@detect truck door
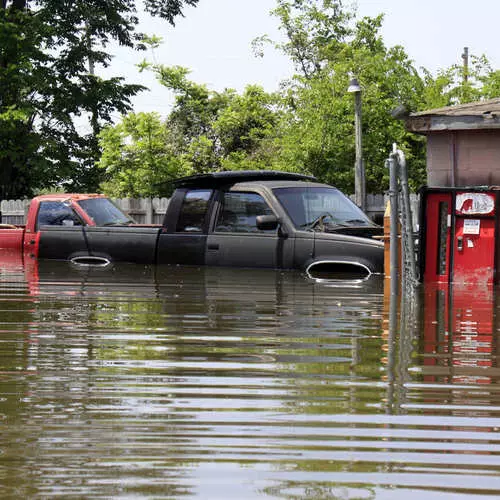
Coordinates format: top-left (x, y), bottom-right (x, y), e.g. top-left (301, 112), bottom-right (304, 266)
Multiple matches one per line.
top-left (83, 226), bottom-right (160, 264)
top-left (156, 189), bottom-right (213, 265)
top-left (205, 191), bottom-right (282, 268)
top-left (36, 200), bottom-right (89, 260)
top-left (452, 191), bottom-right (496, 284)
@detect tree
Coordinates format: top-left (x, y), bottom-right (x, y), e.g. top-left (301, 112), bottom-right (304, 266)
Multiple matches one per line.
top-left (156, 66), bottom-right (286, 172)
top-left (261, 2), bottom-right (426, 192)
top-left (421, 53), bottom-right (500, 109)
top-left (0, 0), bottom-right (198, 199)
top-left (98, 112), bottom-right (184, 197)
top-left (98, 65), bottom-right (288, 196)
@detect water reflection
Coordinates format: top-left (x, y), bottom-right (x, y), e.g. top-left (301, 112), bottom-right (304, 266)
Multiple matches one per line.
top-left (0, 258), bottom-right (500, 498)
top-left (420, 281), bottom-right (500, 411)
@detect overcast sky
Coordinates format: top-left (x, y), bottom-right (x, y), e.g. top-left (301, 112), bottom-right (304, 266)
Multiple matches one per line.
top-left (104, 0), bottom-right (500, 118)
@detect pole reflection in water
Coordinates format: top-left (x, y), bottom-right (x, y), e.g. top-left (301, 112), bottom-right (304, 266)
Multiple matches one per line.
top-left (0, 257), bottom-right (500, 498)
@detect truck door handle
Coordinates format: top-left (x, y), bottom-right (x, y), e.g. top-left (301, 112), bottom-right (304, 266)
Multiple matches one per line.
top-left (208, 243), bottom-right (219, 250)
top-left (457, 236), bottom-right (463, 252)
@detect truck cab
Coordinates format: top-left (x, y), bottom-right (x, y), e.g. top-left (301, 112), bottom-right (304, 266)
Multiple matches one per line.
top-left (156, 171), bottom-right (384, 278)
top-left (26, 194), bottom-right (159, 265)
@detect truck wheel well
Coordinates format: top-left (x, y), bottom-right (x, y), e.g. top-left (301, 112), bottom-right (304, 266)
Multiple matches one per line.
top-left (70, 256), bottom-right (111, 268)
top-left (306, 260), bottom-right (371, 281)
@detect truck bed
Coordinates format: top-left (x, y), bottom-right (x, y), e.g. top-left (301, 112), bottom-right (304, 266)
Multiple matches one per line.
top-left (37, 225), bottom-right (163, 264)
top-left (0, 224), bottom-right (25, 250)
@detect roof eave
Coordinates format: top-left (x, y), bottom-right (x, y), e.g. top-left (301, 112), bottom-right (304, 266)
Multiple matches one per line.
top-left (405, 115), bottom-right (500, 134)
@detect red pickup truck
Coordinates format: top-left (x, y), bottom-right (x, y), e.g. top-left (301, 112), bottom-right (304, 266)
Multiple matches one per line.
top-left (0, 193), bottom-right (137, 264)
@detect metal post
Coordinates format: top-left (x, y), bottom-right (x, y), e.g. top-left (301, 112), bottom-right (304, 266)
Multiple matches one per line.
top-left (388, 156), bottom-right (399, 298)
top-left (462, 46), bottom-right (469, 83)
top-left (393, 147), bottom-right (417, 284)
top-left (348, 77), bottom-right (366, 211)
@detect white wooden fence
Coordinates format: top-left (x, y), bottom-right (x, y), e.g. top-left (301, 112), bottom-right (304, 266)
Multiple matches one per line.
top-left (0, 197), bottom-right (170, 225)
top-left (0, 194), bottom-right (419, 227)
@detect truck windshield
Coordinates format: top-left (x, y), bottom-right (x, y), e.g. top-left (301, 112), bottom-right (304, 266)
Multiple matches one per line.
top-left (77, 198), bottom-right (134, 226)
top-left (273, 186), bottom-right (374, 230)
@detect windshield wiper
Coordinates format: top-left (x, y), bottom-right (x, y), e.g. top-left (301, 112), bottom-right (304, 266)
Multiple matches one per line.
top-left (301, 219), bottom-right (348, 231)
top-left (102, 220), bottom-right (134, 226)
top-left (343, 219), bottom-right (371, 225)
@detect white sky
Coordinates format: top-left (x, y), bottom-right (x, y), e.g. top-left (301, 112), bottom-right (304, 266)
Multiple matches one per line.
top-left (104, 0), bottom-right (500, 119)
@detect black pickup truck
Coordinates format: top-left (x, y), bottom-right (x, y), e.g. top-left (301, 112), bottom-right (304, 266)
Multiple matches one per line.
top-left (26, 171), bottom-right (385, 278)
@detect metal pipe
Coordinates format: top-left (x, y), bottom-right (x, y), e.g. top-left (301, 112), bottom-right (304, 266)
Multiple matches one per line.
top-left (388, 156), bottom-right (399, 297)
top-left (354, 90), bottom-right (365, 211)
top-left (393, 146), bottom-right (417, 283)
top-left (347, 76), bottom-right (366, 211)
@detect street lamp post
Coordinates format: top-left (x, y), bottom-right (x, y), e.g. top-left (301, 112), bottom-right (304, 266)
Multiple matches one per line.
top-left (347, 76), bottom-right (366, 211)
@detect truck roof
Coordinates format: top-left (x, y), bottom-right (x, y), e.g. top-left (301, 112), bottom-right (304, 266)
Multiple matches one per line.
top-left (33, 193), bottom-right (108, 202)
top-left (173, 170), bottom-right (316, 188)
top-left (230, 179), bottom-right (333, 190)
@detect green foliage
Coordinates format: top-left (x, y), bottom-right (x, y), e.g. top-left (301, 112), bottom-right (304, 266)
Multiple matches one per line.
top-left (98, 1), bottom-right (500, 198)
top-left (0, 0), bottom-right (199, 199)
top-left (269, 0), bottom-right (354, 79)
top-left (160, 67), bottom-right (289, 173)
top-left (421, 54), bottom-right (500, 109)
top-left (268, 3), bottom-right (427, 192)
top-left (99, 64), bottom-right (287, 196)
top-left (98, 112), bottom-right (184, 197)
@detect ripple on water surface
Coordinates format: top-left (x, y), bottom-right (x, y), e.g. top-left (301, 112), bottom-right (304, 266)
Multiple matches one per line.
top-left (0, 262), bottom-right (499, 498)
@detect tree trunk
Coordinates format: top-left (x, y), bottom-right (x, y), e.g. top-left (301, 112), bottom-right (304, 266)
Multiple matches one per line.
top-left (11, 0), bottom-right (27, 10)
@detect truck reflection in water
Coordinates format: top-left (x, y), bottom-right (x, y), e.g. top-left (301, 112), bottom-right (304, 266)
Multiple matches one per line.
top-left (4, 253), bottom-right (500, 497)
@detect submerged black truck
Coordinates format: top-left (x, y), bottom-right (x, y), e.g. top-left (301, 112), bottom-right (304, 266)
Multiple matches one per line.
top-left (4, 171), bottom-right (385, 278)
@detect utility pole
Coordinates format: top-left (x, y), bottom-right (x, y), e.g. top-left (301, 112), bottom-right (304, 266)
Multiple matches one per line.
top-left (86, 21), bottom-right (99, 137)
top-left (347, 76), bottom-right (366, 211)
top-left (462, 46), bottom-right (469, 83)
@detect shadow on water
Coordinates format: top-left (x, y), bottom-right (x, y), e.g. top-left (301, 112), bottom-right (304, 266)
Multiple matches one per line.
top-left (0, 258), bottom-right (500, 498)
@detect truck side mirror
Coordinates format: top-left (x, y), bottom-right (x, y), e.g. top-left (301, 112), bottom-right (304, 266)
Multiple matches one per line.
top-left (256, 214), bottom-right (279, 231)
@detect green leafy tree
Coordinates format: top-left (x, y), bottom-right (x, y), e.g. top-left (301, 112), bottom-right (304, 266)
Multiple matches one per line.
top-left (99, 64), bottom-right (286, 197)
top-left (421, 53), bottom-right (500, 109)
top-left (98, 112), bottom-right (184, 197)
top-left (154, 66), bottom-right (286, 173)
top-left (263, 1), bottom-right (427, 192)
top-left (0, 0), bottom-right (198, 199)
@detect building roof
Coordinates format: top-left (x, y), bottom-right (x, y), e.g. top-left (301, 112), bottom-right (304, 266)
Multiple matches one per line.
top-left (405, 98), bottom-right (500, 133)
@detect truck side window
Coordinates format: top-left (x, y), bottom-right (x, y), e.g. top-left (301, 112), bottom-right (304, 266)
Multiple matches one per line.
top-left (36, 201), bottom-right (83, 231)
top-left (176, 190), bottom-right (212, 233)
top-left (215, 192), bottom-right (275, 233)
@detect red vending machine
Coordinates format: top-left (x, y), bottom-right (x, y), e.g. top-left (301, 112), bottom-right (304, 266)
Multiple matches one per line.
top-left (420, 187), bottom-right (498, 285)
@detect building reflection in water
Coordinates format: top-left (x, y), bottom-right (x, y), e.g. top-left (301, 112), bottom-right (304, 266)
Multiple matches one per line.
top-left (422, 282), bottom-right (496, 387)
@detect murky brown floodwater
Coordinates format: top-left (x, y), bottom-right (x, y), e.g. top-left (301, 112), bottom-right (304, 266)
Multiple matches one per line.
top-left (0, 260), bottom-right (500, 499)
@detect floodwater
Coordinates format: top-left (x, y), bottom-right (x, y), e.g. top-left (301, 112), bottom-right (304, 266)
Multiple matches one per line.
top-left (0, 259), bottom-right (499, 499)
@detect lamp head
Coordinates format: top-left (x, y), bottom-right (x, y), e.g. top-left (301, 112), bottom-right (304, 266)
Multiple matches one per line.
top-left (347, 77), bottom-right (361, 93)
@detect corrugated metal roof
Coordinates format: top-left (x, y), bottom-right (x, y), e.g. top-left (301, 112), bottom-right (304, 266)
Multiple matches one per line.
top-left (411, 98), bottom-right (500, 117)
